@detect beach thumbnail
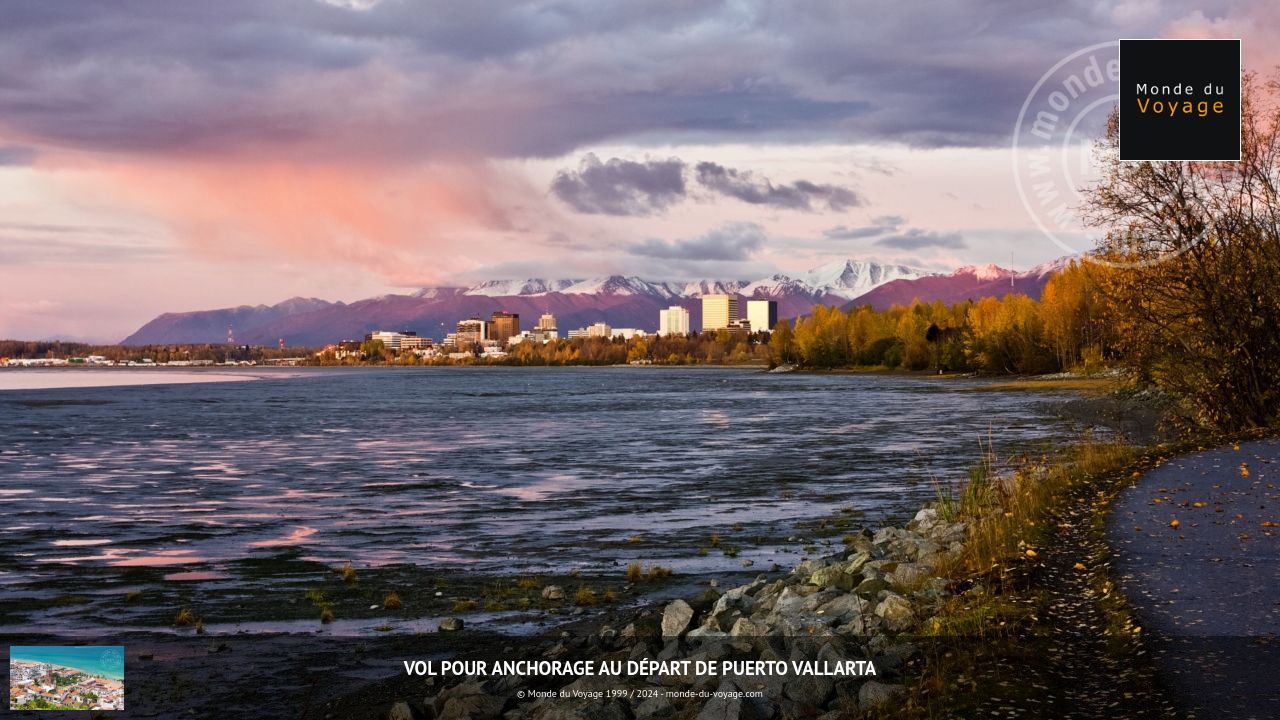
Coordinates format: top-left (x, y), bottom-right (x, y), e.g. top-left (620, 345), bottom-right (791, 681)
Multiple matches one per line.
top-left (9, 646), bottom-right (124, 711)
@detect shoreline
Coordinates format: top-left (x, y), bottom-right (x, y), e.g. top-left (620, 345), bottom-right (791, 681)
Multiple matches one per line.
top-left (10, 657), bottom-right (124, 683)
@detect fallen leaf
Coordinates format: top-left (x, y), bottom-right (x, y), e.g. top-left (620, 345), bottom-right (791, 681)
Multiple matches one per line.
top-left (1170, 519), bottom-right (1180, 528)
top-left (1073, 562), bottom-right (1086, 571)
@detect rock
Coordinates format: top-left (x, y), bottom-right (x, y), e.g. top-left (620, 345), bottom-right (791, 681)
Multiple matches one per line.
top-left (907, 507), bottom-right (940, 533)
top-left (875, 642), bottom-right (919, 672)
top-left (661, 599), bottom-right (695, 637)
top-left (888, 563), bottom-right (929, 590)
top-left (541, 585), bottom-right (566, 601)
top-left (387, 701), bottom-right (414, 720)
top-left (858, 680), bottom-right (906, 709)
top-left (808, 566), bottom-right (854, 590)
top-left (815, 593), bottom-right (869, 623)
top-left (698, 680), bottom-right (768, 720)
top-left (843, 551), bottom-right (872, 576)
top-left (439, 617), bottom-right (464, 632)
top-left (729, 617), bottom-right (767, 637)
top-left (874, 593), bottom-right (917, 632)
top-left (529, 699), bottom-right (630, 720)
top-left (635, 694), bottom-right (675, 719)
top-left (854, 577), bottom-right (888, 600)
top-left (783, 672), bottom-right (836, 708)
top-left (437, 682), bottom-right (504, 720)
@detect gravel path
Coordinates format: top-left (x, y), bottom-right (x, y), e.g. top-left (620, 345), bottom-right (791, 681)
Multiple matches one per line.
top-left (1109, 438), bottom-right (1280, 719)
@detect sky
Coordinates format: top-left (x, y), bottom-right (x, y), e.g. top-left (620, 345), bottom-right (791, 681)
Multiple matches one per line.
top-left (0, 0), bottom-right (1274, 342)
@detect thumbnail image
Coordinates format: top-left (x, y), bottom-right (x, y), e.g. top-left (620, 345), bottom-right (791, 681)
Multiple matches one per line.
top-left (9, 646), bottom-right (124, 711)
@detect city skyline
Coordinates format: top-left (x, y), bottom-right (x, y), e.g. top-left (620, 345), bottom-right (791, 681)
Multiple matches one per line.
top-left (2, 1), bottom-right (1277, 342)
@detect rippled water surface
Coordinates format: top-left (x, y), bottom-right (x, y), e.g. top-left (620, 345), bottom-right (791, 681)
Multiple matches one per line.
top-left (0, 367), bottom-right (1083, 633)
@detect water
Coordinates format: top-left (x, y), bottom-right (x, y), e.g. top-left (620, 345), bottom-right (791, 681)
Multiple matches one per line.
top-left (0, 367), bottom-right (1083, 634)
top-left (10, 645), bottom-right (125, 680)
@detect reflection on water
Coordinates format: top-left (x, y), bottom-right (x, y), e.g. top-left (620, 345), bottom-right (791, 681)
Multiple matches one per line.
top-left (0, 367), bottom-right (1083, 632)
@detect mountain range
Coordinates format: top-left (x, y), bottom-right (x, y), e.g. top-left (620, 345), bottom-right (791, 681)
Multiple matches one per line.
top-left (121, 258), bottom-right (1071, 346)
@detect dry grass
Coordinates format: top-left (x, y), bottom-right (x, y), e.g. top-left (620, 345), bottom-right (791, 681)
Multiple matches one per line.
top-left (173, 607), bottom-right (197, 627)
top-left (337, 563), bottom-right (358, 584)
top-left (320, 606), bottom-right (334, 624)
top-left (573, 587), bottom-right (599, 606)
top-left (938, 439), bottom-right (1139, 580)
top-left (383, 591), bottom-right (402, 610)
top-left (451, 599), bottom-right (478, 613)
top-left (626, 562), bottom-right (675, 582)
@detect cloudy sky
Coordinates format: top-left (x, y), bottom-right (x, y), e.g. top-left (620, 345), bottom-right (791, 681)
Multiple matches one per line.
top-left (0, 0), bottom-right (1273, 341)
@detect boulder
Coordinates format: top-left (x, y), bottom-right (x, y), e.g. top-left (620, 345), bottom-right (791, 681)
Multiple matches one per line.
top-left (874, 593), bottom-right (917, 633)
top-left (635, 694), bottom-right (675, 719)
top-left (387, 701), bottom-right (414, 720)
top-left (858, 680), bottom-right (906, 709)
top-left (541, 585), bottom-right (566, 601)
top-left (808, 566), bottom-right (854, 590)
top-left (437, 682), bottom-right (504, 720)
top-left (661, 599), bottom-right (695, 637)
top-left (815, 593), bottom-right (869, 623)
top-left (439, 617), bottom-right (464, 632)
top-left (843, 551), bottom-right (872, 576)
top-left (907, 507), bottom-right (940, 532)
top-left (854, 577), bottom-right (888, 600)
top-left (729, 617), bottom-right (767, 637)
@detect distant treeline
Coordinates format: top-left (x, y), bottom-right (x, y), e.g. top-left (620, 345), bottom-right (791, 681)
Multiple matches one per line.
top-left (314, 260), bottom-right (1108, 375)
top-left (0, 340), bottom-right (309, 364)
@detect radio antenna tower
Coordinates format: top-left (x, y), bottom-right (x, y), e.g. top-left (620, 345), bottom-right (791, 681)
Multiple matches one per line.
top-left (227, 323), bottom-right (235, 345)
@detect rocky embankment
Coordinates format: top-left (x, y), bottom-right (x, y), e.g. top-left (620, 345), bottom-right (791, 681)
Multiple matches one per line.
top-left (389, 507), bottom-right (968, 720)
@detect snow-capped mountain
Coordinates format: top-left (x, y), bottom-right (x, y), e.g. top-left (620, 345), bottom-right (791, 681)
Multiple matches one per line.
top-left (847, 257), bottom-right (1077, 310)
top-left (445, 260), bottom-right (934, 302)
top-left (122, 257), bottom-right (1073, 346)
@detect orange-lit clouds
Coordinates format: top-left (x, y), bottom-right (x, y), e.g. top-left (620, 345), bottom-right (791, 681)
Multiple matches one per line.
top-left (77, 157), bottom-right (561, 287)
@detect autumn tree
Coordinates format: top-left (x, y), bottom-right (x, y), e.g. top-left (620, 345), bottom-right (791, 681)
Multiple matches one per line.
top-left (1084, 74), bottom-right (1280, 429)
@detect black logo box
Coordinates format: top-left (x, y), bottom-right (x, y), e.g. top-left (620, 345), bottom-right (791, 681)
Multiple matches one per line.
top-left (1119, 38), bottom-right (1241, 161)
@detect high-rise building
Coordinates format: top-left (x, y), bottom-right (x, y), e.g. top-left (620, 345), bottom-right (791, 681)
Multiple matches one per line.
top-left (586, 321), bottom-right (611, 338)
top-left (455, 318), bottom-right (487, 348)
top-left (746, 300), bottom-right (778, 334)
top-left (701, 294), bottom-right (739, 332)
top-left (490, 311), bottom-right (520, 343)
top-left (537, 313), bottom-right (557, 331)
top-left (659, 306), bottom-right (690, 336)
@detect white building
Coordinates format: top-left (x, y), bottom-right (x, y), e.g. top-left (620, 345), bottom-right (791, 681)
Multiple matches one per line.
top-left (611, 328), bottom-right (647, 340)
top-left (658, 305), bottom-right (690, 336)
top-left (747, 299), bottom-right (778, 334)
top-left (366, 330), bottom-right (422, 351)
top-left (701, 294), bottom-right (739, 331)
top-left (586, 322), bottom-right (611, 338)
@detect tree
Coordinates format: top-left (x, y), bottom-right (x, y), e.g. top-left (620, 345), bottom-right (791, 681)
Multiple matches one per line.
top-left (1084, 74), bottom-right (1280, 429)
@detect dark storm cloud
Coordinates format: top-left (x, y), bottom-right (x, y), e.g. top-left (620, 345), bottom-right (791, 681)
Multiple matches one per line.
top-left (695, 162), bottom-right (861, 211)
top-left (628, 222), bottom-right (766, 260)
top-left (0, 0), bottom-right (1185, 160)
top-left (0, 145), bottom-right (36, 165)
top-left (873, 228), bottom-right (966, 250)
top-left (550, 154), bottom-right (686, 215)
